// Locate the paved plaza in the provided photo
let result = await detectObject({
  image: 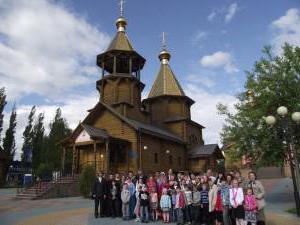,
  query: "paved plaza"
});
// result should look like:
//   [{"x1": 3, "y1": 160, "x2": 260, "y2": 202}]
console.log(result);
[{"x1": 0, "y1": 178, "x2": 299, "y2": 225}]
